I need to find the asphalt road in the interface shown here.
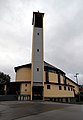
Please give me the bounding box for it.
[0,101,83,120]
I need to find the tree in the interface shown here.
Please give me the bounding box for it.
[0,72,11,95]
[0,72,10,84]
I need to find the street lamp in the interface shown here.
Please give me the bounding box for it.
[74,73,79,84]
[74,73,80,102]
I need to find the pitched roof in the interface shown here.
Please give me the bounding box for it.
[14,63,31,72]
[44,61,65,74]
[14,61,78,85]
[14,61,65,75]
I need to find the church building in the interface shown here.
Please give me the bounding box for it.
[14,11,79,102]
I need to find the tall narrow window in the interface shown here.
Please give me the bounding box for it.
[35,14,43,28]
[64,86,66,90]
[68,87,70,91]
[58,74,61,84]
[63,76,66,84]
[59,86,62,90]
[37,49,39,52]
[46,71,49,82]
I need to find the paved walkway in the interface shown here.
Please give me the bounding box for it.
[0,101,83,120]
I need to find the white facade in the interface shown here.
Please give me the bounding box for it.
[32,28,43,84]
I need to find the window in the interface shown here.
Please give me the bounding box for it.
[25,89,27,91]
[46,71,49,82]
[37,33,39,35]
[37,68,39,71]
[58,74,61,84]
[25,84,27,87]
[64,86,66,90]
[63,76,66,84]
[59,86,62,90]
[68,87,70,91]
[35,14,43,28]
[71,88,72,91]
[37,49,39,52]
[47,85,50,89]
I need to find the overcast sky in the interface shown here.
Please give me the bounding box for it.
[0,0,83,84]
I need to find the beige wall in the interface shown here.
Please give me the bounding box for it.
[49,72,58,83]
[15,66,78,98]
[44,84,74,98]
[20,83,31,95]
[16,67,31,81]
[66,79,79,95]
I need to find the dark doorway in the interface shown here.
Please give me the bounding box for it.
[32,86,43,100]
[7,82,20,95]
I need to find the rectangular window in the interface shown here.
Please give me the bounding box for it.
[59,86,62,90]
[64,86,66,90]
[25,84,27,87]
[46,71,49,82]
[37,33,39,35]
[47,85,50,89]
[37,49,39,52]
[35,14,43,28]
[58,74,61,84]
[63,76,66,84]
[37,68,39,71]
[68,87,70,91]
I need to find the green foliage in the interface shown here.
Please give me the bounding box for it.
[0,72,11,84]
[0,84,4,94]
[0,72,11,94]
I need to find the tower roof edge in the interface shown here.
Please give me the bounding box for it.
[32,11,44,25]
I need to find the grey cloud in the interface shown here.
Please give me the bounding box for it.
[0,0,83,84]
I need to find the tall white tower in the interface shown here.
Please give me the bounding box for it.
[32,11,44,100]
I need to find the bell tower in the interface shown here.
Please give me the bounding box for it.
[32,11,44,100]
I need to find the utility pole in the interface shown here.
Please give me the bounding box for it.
[74,73,80,102]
